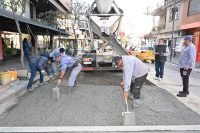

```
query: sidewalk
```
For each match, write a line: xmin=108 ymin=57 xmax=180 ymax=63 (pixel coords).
xmin=146 ymin=62 xmax=200 ymax=115
xmin=0 ymin=58 xmax=49 ymax=115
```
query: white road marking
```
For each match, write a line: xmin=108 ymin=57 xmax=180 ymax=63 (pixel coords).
xmin=0 ymin=125 xmax=200 ymax=132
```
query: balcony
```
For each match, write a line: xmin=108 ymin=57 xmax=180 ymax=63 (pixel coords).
xmin=151 ymin=24 xmax=166 ymax=34
xmin=151 ymin=0 xmax=181 ymax=16
xmin=0 ymin=7 xmax=66 ymax=35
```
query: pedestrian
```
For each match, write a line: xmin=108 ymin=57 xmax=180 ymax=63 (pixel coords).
xmin=27 ymin=56 xmax=53 ymax=92
xmin=114 ymin=55 xmax=148 ymax=107
xmin=23 ymin=38 xmax=31 ymax=62
xmin=153 ymin=39 xmax=170 ymax=80
xmin=177 ymin=35 xmax=196 ymax=97
xmin=55 ymin=48 xmax=82 ymax=90
xmin=49 ymin=47 xmax=64 ymax=75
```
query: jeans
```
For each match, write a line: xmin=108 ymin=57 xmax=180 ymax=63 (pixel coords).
xmin=130 ymin=73 xmax=148 ymax=99
xmin=155 ymin=61 xmax=165 ymax=78
xmin=180 ymin=68 xmax=192 ymax=93
xmin=27 ymin=61 xmax=44 ymax=89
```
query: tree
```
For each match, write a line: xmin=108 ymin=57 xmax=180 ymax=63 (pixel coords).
xmin=0 ymin=0 xmax=29 ymax=69
xmin=68 ymin=0 xmax=89 ymax=56
xmin=38 ymin=10 xmax=59 ymax=27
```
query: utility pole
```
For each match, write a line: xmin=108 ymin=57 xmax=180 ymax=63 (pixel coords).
xmin=170 ymin=0 xmax=178 ymax=61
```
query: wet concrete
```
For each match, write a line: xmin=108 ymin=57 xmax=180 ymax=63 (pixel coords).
xmin=0 ymin=71 xmax=200 ymax=126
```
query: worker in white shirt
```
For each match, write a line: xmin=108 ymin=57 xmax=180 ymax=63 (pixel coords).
xmin=114 ymin=55 xmax=148 ymax=107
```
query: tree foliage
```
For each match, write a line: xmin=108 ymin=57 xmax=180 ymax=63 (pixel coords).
xmin=0 ymin=0 xmax=28 ymax=16
xmin=38 ymin=10 xmax=60 ymax=27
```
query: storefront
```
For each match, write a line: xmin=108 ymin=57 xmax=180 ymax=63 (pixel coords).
xmin=179 ymin=23 xmax=200 ymax=63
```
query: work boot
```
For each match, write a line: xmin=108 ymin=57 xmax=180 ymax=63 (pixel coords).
xmin=133 ymin=99 xmax=141 ymax=107
xmin=177 ymin=93 xmax=187 ymax=97
xmin=179 ymin=91 xmax=189 ymax=95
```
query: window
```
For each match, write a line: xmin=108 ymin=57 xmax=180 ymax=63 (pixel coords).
xmin=188 ymin=0 xmax=200 ymax=16
xmin=169 ymin=6 xmax=179 ymax=22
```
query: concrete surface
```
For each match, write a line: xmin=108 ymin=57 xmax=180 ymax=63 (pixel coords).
xmin=146 ymin=62 xmax=200 ymax=115
xmin=0 ymin=71 xmax=200 ymax=127
xmin=0 ymin=84 xmax=124 ymax=126
xmin=0 ymin=75 xmax=49 ymax=116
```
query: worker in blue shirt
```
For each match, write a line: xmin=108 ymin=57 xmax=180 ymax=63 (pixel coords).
xmin=55 ymin=48 xmax=82 ymax=90
xmin=27 ymin=56 xmax=53 ymax=92
xmin=177 ymin=35 xmax=196 ymax=97
xmin=49 ymin=47 xmax=64 ymax=75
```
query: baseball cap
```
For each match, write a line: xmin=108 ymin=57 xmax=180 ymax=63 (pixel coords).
xmin=54 ymin=52 xmax=61 ymax=58
xmin=184 ymin=35 xmax=192 ymax=41
xmin=112 ymin=56 xmax=122 ymax=65
xmin=48 ymin=57 xmax=54 ymax=62
xmin=59 ymin=48 xmax=65 ymax=53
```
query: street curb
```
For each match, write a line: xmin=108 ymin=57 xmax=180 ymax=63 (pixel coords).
xmin=0 ymin=75 xmax=49 ymax=115
xmin=0 ymin=125 xmax=200 ymax=132
xmin=166 ymin=61 xmax=200 ymax=72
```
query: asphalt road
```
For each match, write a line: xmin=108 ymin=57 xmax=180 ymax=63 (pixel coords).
xmin=0 ymin=71 xmax=200 ymax=127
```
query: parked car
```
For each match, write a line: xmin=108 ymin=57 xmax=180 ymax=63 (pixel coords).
xmin=132 ymin=46 xmax=155 ymax=63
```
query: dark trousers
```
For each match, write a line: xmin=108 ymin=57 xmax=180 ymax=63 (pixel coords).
xmin=180 ymin=68 xmax=192 ymax=93
xmin=24 ymin=53 xmax=30 ymax=62
xmin=130 ymin=73 xmax=148 ymax=99
xmin=155 ymin=61 xmax=165 ymax=78
xmin=27 ymin=62 xmax=44 ymax=89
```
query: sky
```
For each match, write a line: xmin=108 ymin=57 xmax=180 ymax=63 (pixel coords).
xmin=83 ymin=0 xmax=159 ymax=36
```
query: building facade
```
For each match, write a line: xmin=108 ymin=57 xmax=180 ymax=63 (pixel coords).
xmin=151 ymin=0 xmax=184 ymax=60
xmin=179 ymin=0 xmax=200 ymax=62
xmin=151 ymin=0 xmax=200 ymax=65
xmin=0 ymin=0 xmax=72 ymax=64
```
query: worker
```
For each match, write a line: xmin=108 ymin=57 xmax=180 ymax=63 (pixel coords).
xmin=23 ymin=38 xmax=31 ymax=62
xmin=114 ymin=55 xmax=148 ymax=107
xmin=55 ymin=48 xmax=82 ymax=90
xmin=49 ymin=47 xmax=64 ymax=75
xmin=27 ymin=56 xmax=53 ymax=92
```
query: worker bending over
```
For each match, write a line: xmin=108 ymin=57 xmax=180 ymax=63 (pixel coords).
xmin=115 ymin=55 xmax=148 ymax=107
xmin=55 ymin=48 xmax=82 ymax=90
xmin=27 ymin=56 xmax=53 ymax=92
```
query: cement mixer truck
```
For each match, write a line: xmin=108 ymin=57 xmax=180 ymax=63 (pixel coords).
xmin=82 ymin=0 xmax=128 ymax=71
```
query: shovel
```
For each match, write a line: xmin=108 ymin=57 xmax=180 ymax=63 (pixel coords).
xmin=51 ymin=86 xmax=60 ymax=100
xmin=122 ymin=98 xmax=136 ymax=126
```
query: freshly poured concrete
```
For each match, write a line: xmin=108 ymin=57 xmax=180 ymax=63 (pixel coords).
xmin=0 ymin=71 xmax=200 ymax=127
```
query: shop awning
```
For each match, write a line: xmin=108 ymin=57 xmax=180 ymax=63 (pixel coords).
xmin=179 ymin=22 xmax=200 ymax=30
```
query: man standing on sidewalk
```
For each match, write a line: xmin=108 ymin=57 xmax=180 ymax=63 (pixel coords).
xmin=153 ymin=39 xmax=170 ymax=80
xmin=115 ymin=55 xmax=148 ymax=107
xmin=177 ymin=35 xmax=196 ymax=97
